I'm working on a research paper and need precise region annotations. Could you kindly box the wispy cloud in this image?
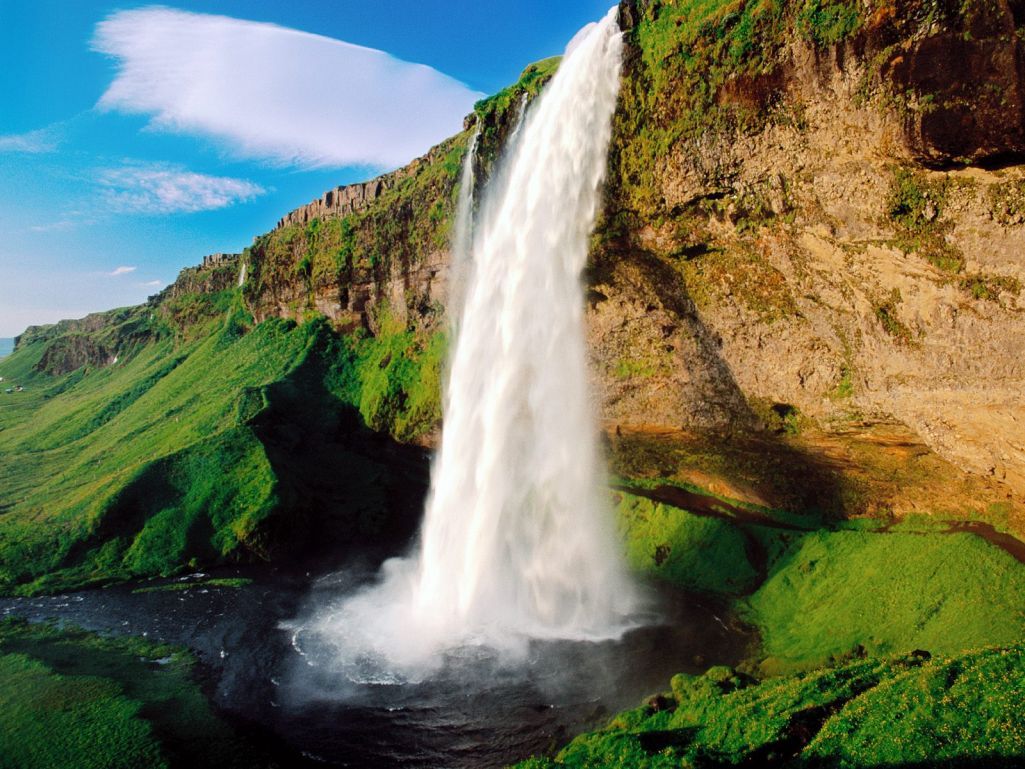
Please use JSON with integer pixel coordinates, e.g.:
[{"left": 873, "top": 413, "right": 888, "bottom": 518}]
[
  {"left": 140, "top": 280, "right": 162, "bottom": 287},
  {"left": 98, "top": 162, "right": 265, "bottom": 214},
  {"left": 91, "top": 7, "right": 483, "bottom": 169},
  {"left": 109, "top": 266, "right": 137, "bottom": 276},
  {"left": 29, "top": 220, "right": 78, "bottom": 233},
  {"left": 0, "top": 127, "right": 61, "bottom": 154}
]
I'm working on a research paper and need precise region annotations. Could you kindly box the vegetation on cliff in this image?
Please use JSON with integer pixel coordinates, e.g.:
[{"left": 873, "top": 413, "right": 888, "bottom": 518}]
[
  {"left": 0, "top": 279, "right": 437, "bottom": 595},
  {"left": 514, "top": 642, "right": 1025, "bottom": 768}
]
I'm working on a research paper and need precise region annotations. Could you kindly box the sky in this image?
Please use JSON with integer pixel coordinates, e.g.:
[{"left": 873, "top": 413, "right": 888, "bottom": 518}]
[{"left": 0, "top": 0, "right": 613, "bottom": 337}]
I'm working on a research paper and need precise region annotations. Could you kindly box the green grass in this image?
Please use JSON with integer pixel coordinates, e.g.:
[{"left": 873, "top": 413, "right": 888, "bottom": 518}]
[
  {"left": 616, "top": 491, "right": 759, "bottom": 595},
  {"left": 0, "top": 619, "right": 277, "bottom": 769},
  {"left": 0, "top": 652, "right": 165, "bottom": 769},
  {"left": 512, "top": 644, "right": 1025, "bottom": 768},
  {"left": 0, "top": 284, "right": 434, "bottom": 594},
  {"left": 614, "top": 486, "right": 1025, "bottom": 673},
  {"left": 742, "top": 528, "right": 1025, "bottom": 672}
]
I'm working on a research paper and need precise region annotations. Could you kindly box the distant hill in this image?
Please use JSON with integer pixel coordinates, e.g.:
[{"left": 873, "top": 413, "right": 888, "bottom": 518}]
[{"left": 0, "top": 339, "right": 13, "bottom": 359}]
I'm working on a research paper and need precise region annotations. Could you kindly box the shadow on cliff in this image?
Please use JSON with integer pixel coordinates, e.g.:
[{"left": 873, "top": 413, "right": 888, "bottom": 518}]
[
  {"left": 246, "top": 345, "right": 430, "bottom": 572},
  {"left": 592, "top": 241, "right": 849, "bottom": 522}
]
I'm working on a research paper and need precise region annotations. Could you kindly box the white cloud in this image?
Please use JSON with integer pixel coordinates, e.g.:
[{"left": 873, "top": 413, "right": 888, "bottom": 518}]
[
  {"left": 92, "top": 7, "right": 483, "bottom": 169},
  {"left": 0, "top": 127, "right": 60, "bottom": 154},
  {"left": 29, "top": 220, "right": 78, "bottom": 233},
  {"left": 98, "top": 162, "right": 265, "bottom": 214},
  {"left": 141, "top": 280, "right": 162, "bottom": 287},
  {"left": 109, "top": 266, "right": 137, "bottom": 276}
]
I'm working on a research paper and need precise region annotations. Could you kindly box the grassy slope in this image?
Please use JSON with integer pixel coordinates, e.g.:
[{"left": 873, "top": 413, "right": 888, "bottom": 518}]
[
  {"left": 0, "top": 619, "right": 278, "bottom": 769},
  {"left": 615, "top": 488, "right": 1025, "bottom": 670},
  {"left": 515, "top": 489, "right": 1025, "bottom": 767},
  {"left": 515, "top": 644, "right": 1025, "bottom": 768},
  {"left": 0, "top": 288, "right": 442, "bottom": 594}
]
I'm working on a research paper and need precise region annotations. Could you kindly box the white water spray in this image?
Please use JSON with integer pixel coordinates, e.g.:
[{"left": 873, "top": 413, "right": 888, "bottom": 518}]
[{"left": 311, "top": 6, "right": 638, "bottom": 676}]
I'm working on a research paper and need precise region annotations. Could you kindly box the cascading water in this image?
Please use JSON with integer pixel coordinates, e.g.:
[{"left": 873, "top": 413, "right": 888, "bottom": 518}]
[
  {"left": 447, "top": 123, "right": 478, "bottom": 319},
  {"left": 307, "top": 5, "right": 638, "bottom": 677},
  {"left": 416, "top": 3, "right": 634, "bottom": 637}
]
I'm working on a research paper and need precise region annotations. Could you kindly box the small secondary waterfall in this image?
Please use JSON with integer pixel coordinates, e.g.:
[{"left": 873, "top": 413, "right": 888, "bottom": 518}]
[
  {"left": 312, "top": 6, "right": 637, "bottom": 676},
  {"left": 447, "top": 124, "right": 479, "bottom": 319}
]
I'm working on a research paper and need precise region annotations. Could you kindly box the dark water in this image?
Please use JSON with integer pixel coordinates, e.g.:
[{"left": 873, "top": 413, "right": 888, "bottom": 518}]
[{"left": 0, "top": 567, "right": 752, "bottom": 768}]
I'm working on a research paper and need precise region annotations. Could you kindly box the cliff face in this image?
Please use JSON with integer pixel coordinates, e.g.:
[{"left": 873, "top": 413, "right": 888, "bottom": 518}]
[
  {"left": 593, "top": 0, "right": 1025, "bottom": 504},
  {"left": 234, "top": 0, "right": 1025, "bottom": 516}
]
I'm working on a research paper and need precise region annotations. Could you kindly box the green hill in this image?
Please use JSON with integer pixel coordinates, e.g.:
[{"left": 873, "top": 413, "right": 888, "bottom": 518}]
[{"left": 0, "top": 276, "right": 440, "bottom": 594}]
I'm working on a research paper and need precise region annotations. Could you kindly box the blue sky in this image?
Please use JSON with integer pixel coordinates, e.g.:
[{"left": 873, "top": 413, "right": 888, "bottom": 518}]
[{"left": 0, "top": 0, "right": 613, "bottom": 337}]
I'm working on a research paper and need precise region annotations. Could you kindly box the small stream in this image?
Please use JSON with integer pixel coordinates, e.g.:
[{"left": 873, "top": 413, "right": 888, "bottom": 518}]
[{"left": 0, "top": 566, "right": 754, "bottom": 768}]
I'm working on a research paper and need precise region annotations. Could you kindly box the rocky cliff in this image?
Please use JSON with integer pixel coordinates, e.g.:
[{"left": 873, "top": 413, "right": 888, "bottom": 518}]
[
  {"left": 593, "top": 0, "right": 1025, "bottom": 507},
  {"left": 232, "top": 0, "right": 1025, "bottom": 522}
]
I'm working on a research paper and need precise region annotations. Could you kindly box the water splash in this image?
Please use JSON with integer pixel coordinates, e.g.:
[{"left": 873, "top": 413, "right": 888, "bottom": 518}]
[{"left": 310, "top": 5, "right": 638, "bottom": 677}]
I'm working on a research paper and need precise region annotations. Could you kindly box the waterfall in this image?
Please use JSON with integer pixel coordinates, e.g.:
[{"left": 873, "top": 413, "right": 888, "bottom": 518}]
[
  {"left": 415, "top": 2, "right": 633, "bottom": 638},
  {"left": 447, "top": 124, "right": 479, "bottom": 321},
  {"left": 312, "top": 5, "right": 637, "bottom": 677}
]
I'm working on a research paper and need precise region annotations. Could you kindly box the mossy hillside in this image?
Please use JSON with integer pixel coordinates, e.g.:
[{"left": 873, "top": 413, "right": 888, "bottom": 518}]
[
  {"left": 326, "top": 306, "right": 447, "bottom": 441},
  {"left": 0, "top": 653, "right": 165, "bottom": 769},
  {"left": 613, "top": 487, "right": 1025, "bottom": 673},
  {"left": 0, "top": 314, "right": 301, "bottom": 592},
  {"left": 743, "top": 527, "right": 1025, "bottom": 673},
  {"left": 243, "top": 133, "right": 470, "bottom": 322},
  {"left": 23, "top": 303, "right": 164, "bottom": 376},
  {"left": 0, "top": 293, "right": 440, "bottom": 594},
  {"left": 0, "top": 619, "right": 279, "bottom": 769},
  {"left": 611, "top": 0, "right": 868, "bottom": 219},
  {"left": 615, "top": 491, "right": 760, "bottom": 595},
  {"left": 512, "top": 643, "right": 1025, "bottom": 768},
  {"left": 472, "top": 56, "right": 560, "bottom": 170}
]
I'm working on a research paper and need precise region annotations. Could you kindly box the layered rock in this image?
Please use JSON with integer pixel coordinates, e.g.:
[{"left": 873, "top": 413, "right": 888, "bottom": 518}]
[
  {"left": 165, "top": 253, "right": 241, "bottom": 298},
  {"left": 592, "top": 0, "right": 1025, "bottom": 498},
  {"left": 273, "top": 142, "right": 462, "bottom": 231},
  {"left": 237, "top": 0, "right": 1025, "bottom": 506}
]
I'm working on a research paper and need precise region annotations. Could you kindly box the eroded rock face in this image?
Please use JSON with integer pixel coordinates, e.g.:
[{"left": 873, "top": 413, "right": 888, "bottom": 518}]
[
  {"left": 167, "top": 254, "right": 241, "bottom": 298},
  {"left": 34, "top": 333, "right": 111, "bottom": 376},
  {"left": 594, "top": 3, "right": 1025, "bottom": 499},
  {"left": 890, "top": 0, "right": 1025, "bottom": 166},
  {"left": 273, "top": 143, "right": 455, "bottom": 231}
]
